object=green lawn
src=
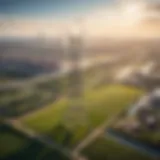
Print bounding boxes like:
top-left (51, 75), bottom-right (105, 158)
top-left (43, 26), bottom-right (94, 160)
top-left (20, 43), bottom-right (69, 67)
top-left (0, 130), bottom-right (70, 160)
top-left (22, 98), bottom-right (69, 133)
top-left (21, 85), bottom-right (144, 147)
top-left (82, 136), bottom-right (152, 160)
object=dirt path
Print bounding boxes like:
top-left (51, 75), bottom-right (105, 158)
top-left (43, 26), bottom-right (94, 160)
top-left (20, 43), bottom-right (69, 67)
top-left (72, 117), bottom-right (115, 159)
top-left (4, 119), bottom-right (72, 159)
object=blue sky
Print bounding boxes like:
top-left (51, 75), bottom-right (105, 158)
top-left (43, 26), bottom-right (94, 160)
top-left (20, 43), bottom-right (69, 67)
top-left (0, 0), bottom-right (158, 19)
top-left (0, 0), bottom-right (112, 19)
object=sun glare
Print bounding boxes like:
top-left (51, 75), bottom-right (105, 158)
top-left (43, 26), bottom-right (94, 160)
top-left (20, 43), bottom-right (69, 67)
top-left (121, 0), bottom-right (146, 26)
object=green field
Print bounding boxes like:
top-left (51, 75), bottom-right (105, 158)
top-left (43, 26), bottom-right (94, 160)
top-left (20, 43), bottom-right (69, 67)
top-left (0, 124), bottom-right (70, 160)
top-left (0, 132), bottom-right (27, 158)
top-left (0, 78), bottom-right (63, 117)
top-left (21, 85), bottom-right (144, 147)
top-left (82, 136), bottom-right (151, 160)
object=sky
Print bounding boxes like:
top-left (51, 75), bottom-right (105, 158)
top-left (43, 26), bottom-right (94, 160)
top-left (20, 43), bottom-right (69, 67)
top-left (0, 0), bottom-right (160, 38)
top-left (0, 0), bottom-right (112, 19)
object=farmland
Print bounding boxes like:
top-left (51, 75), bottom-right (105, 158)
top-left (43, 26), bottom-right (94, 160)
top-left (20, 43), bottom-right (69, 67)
top-left (21, 85), bottom-right (143, 148)
top-left (0, 123), bottom-right (70, 160)
top-left (81, 136), bottom-right (151, 160)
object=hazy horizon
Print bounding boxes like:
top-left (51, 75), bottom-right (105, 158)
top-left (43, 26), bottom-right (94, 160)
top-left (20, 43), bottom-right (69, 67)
top-left (0, 0), bottom-right (160, 39)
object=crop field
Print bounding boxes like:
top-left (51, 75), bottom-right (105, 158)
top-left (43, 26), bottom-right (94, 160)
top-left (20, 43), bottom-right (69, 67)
top-left (21, 85), bottom-right (144, 148)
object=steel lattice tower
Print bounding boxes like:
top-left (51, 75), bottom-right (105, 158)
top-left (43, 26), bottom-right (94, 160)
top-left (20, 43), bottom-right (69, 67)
top-left (63, 29), bottom-right (89, 130)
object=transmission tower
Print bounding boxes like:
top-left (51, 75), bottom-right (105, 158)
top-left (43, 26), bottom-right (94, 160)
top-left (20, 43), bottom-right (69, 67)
top-left (63, 23), bottom-right (89, 130)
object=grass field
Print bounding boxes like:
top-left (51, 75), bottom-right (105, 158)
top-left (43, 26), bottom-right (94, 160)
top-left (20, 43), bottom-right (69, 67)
top-left (1, 84), bottom-right (146, 159)
top-left (0, 132), bottom-right (27, 158)
top-left (0, 124), bottom-right (70, 160)
top-left (81, 136), bottom-right (152, 160)
top-left (21, 85), bottom-right (144, 147)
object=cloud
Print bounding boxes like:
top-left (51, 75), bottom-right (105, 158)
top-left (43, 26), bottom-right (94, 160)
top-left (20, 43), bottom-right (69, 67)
top-left (83, 0), bottom-right (160, 38)
top-left (0, 0), bottom-right (160, 39)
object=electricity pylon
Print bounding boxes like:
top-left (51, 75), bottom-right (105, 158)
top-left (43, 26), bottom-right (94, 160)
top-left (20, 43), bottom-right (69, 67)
top-left (63, 22), bottom-right (89, 131)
